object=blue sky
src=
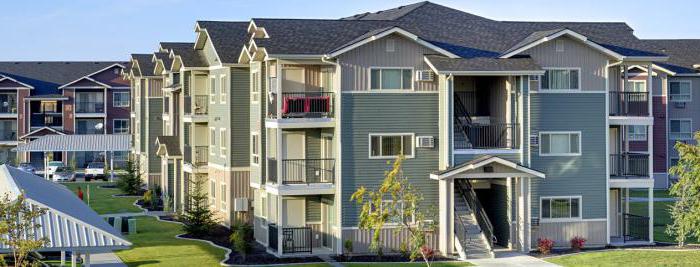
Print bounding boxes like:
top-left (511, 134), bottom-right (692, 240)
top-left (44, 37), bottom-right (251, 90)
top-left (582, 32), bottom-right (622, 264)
top-left (2, 0), bottom-right (698, 61)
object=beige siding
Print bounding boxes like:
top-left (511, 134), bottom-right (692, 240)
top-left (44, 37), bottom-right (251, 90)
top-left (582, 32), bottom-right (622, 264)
top-left (338, 34), bottom-right (438, 91)
top-left (148, 79), bottom-right (163, 97)
top-left (532, 220), bottom-right (607, 247)
top-left (525, 36), bottom-right (610, 91)
top-left (342, 228), bottom-right (440, 254)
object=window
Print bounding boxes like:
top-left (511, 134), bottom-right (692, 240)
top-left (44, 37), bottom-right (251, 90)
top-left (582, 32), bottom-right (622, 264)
top-left (220, 182), bottom-right (227, 211)
top-left (670, 119), bottom-right (692, 140)
top-left (220, 75), bottom-right (227, 103)
top-left (75, 92), bottom-right (105, 113)
top-left (369, 68), bottom-right (412, 90)
top-left (113, 92), bottom-right (130, 107)
top-left (209, 77), bottom-right (216, 104)
top-left (541, 196), bottom-right (581, 220)
top-left (669, 81), bottom-right (691, 102)
top-left (541, 69), bottom-right (579, 90)
top-left (539, 132), bottom-right (581, 156)
top-left (220, 128), bottom-right (227, 157)
top-left (209, 127), bottom-right (217, 154)
top-left (113, 119), bottom-right (129, 134)
top-left (260, 194), bottom-right (267, 219)
top-left (369, 133), bottom-right (414, 159)
top-left (625, 80), bottom-right (646, 92)
top-left (627, 125), bottom-right (647, 141)
top-left (555, 39), bottom-right (564, 52)
top-left (371, 200), bottom-right (415, 224)
top-left (386, 39), bottom-right (396, 52)
top-left (251, 133), bottom-right (260, 165)
top-left (209, 180), bottom-right (216, 206)
top-left (251, 71), bottom-right (260, 103)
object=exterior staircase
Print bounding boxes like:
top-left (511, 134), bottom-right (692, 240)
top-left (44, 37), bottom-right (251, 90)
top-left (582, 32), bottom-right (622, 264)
top-left (453, 179), bottom-right (495, 259)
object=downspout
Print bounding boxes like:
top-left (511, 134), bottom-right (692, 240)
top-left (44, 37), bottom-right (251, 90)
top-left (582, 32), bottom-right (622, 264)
top-left (322, 55), bottom-right (343, 255)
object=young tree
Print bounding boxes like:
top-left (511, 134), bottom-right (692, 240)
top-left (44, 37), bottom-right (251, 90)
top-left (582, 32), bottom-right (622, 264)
top-left (667, 131), bottom-right (700, 246)
top-left (0, 194), bottom-right (49, 266)
top-left (117, 159), bottom-right (144, 195)
top-left (181, 176), bottom-right (217, 237)
top-left (351, 156), bottom-right (436, 265)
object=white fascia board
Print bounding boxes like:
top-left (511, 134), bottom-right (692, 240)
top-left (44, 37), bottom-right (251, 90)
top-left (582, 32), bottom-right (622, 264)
top-left (500, 29), bottom-right (624, 60)
top-left (622, 56), bottom-right (669, 62)
top-left (0, 76), bottom-right (34, 89)
top-left (238, 46), bottom-right (252, 64)
top-left (423, 55), bottom-right (545, 76)
top-left (328, 27), bottom-right (459, 59)
top-left (432, 157), bottom-right (545, 180)
top-left (58, 63), bottom-right (125, 89)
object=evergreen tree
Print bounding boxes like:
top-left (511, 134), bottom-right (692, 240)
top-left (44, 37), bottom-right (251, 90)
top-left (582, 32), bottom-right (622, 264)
top-left (117, 159), bottom-right (144, 195)
top-left (181, 176), bottom-right (217, 237)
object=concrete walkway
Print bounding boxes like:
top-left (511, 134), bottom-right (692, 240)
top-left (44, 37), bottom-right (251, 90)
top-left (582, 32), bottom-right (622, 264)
top-left (100, 210), bottom-right (167, 218)
top-left (469, 251), bottom-right (560, 267)
top-left (90, 252), bottom-right (127, 267)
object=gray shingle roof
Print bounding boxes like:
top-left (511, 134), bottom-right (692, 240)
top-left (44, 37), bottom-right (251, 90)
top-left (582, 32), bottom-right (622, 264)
top-left (164, 42), bottom-right (208, 68)
top-left (196, 21), bottom-right (250, 64)
top-left (14, 134), bottom-right (130, 152)
top-left (155, 136), bottom-right (181, 157)
top-left (153, 52), bottom-right (173, 72)
top-left (425, 55), bottom-right (542, 73)
top-left (130, 54), bottom-right (156, 76)
top-left (643, 39), bottom-right (700, 74)
top-left (0, 61), bottom-right (126, 96)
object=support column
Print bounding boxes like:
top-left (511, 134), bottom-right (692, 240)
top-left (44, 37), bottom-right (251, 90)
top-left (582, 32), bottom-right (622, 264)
top-left (70, 251), bottom-right (76, 267)
top-left (438, 178), bottom-right (454, 255)
top-left (518, 177), bottom-right (531, 252)
top-left (648, 186), bottom-right (654, 243)
top-left (60, 251), bottom-right (65, 266)
top-left (84, 252), bottom-right (91, 267)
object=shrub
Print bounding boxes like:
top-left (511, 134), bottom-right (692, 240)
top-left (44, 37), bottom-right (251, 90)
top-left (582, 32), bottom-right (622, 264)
top-left (230, 223), bottom-right (253, 262)
top-left (143, 190), bottom-right (152, 206)
top-left (570, 236), bottom-right (586, 251)
top-left (537, 237), bottom-right (554, 255)
top-left (344, 239), bottom-right (353, 257)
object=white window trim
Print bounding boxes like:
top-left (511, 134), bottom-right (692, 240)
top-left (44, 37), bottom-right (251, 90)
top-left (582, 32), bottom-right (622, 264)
top-left (538, 131), bottom-right (582, 156)
top-left (209, 179), bottom-right (216, 208)
top-left (539, 196), bottom-right (583, 223)
top-left (627, 125), bottom-right (647, 141)
top-left (113, 119), bottom-right (129, 134)
top-left (368, 67), bottom-right (415, 91)
top-left (368, 133), bottom-right (415, 159)
top-left (209, 76), bottom-right (217, 104)
top-left (669, 80), bottom-right (692, 103)
top-left (260, 193), bottom-right (268, 221)
top-left (555, 39), bottom-right (564, 52)
top-left (220, 128), bottom-right (227, 157)
top-left (625, 80), bottom-right (647, 92)
top-left (112, 91), bottom-right (130, 107)
top-left (219, 75), bottom-right (227, 104)
top-left (669, 118), bottom-right (693, 140)
top-left (209, 127), bottom-right (217, 155)
top-left (251, 70), bottom-right (260, 104)
top-left (251, 132), bottom-right (260, 166)
top-left (540, 67), bottom-right (582, 91)
top-left (220, 182), bottom-right (227, 212)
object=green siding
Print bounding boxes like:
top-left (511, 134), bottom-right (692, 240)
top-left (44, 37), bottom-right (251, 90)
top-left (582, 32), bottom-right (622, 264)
top-left (529, 93), bottom-right (607, 219)
top-left (341, 93), bottom-right (439, 227)
top-left (147, 98), bottom-right (163, 172)
top-left (231, 67), bottom-right (250, 167)
top-left (168, 162), bottom-right (175, 198)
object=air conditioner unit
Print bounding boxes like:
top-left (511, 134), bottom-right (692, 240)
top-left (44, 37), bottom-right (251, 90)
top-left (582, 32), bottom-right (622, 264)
top-left (674, 102), bottom-right (686, 109)
top-left (233, 197), bottom-right (249, 212)
top-left (415, 70), bottom-right (434, 82)
top-left (416, 136), bottom-right (435, 148)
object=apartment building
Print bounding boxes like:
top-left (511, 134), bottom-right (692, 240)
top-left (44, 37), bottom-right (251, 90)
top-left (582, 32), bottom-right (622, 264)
top-left (126, 1), bottom-right (700, 260)
top-left (0, 62), bottom-right (130, 169)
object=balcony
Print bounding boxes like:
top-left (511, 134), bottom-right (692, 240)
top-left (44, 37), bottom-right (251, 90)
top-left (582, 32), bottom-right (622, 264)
top-left (0, 122), bottom-right (17, 142)
top-left (609, 91), bottom-right (649, 117)
top-left (30, 113), bottom-right (63, 129)
top-left (75, 101), bottom-right (105, 114)
top-left (267, 158), bottom-right (335, 185)
top-left (267, 224), bottom-right (313, 254)
top-left (267, 92), bottom-right (334, 128)
top-left (184, 145), bottom-right (208, 168)
top-left (610, 153), bottom-right (649, 178)
top-left (183, 95), bottom-right (208, 122)
top-left (0, 94), bottom-right (17, 116)
top-left (454, 122), bottom-right (520, 150)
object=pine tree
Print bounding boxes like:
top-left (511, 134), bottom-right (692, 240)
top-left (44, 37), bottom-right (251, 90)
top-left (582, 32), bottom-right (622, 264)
top-left (181, 176), bottom-right (217, 237)
top-left (117, 159), bottom-right (144, 195)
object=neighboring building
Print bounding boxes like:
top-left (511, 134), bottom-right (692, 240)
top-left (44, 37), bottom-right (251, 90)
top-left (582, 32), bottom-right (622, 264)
top-left (126, 1), bottom-right (700, 260)
top-left (0, 61), bottom-right (130, 169)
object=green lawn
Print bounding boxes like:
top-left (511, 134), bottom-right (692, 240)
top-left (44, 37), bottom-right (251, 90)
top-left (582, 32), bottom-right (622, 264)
top-left (343, 262), bottom-right (473, 267)
top-left (61, 182), bottom-right (142, 214)
top-left (546, 250), bottom-right (700, 267)
top-left (629, 189), bottom-right (674, 199)
top-left (627, 190), bottom-right (699, 244)
top-left (115, 216), bottom-right (227, 267)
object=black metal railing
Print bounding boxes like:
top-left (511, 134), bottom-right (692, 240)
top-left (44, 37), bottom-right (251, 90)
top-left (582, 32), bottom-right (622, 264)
top-left (268, 224), bottom-right (278, 252)
top-left (75, 101), bottom-right (105, 113)
top-left (184, 145), bottom-right (208, 166)
top-left (455, 123), bottom-right (519, 149)
top-left (623, 213), bottom-right (649, 242)
top-left (30, 113), bottom-right (63, 128)
top-left (610, 153), bottom-right (649, 178)
top-left (456, 179), bottom-right (496, 249)
top-left (193, 95), bottom-right (208, 115)
top-left (184, 96), bottom-right (191, 115)
top-left (268, 159), bottom-right (335, 185)
top-left (609, 91), bottom-right (648, 116)
top-left (0, 128), bottom-right (16, 141)
top-left (267, 158), bottom-right (278, 184)
top-left (282, 226), bottom-right (312, 254)
top-left (269, 92), bottom-right (334, 119)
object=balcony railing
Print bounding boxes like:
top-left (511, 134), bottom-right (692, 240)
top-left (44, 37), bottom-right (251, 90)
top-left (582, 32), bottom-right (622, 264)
top-left (269, 92), bottom-right (334, 119)
top-left (184, 145), bottom-right (208, 166)
top-left (610, 153), bottom-right (649, 178)
top-left (268, 224), bottom-right (278, 252)
top-left (281, 226), bottom-right (312, 254)
top-left (454, 123), bottom-right (519, 149)
top-left (75, 101), bottom-right (105, 113)
top-left (184, 95), bottom-right (208, 115)
top-left (266, 158), bottom-right (335, 185)
top-left (0, 128), bottom-right (17, 141)
top-left (163, 96), bottom-right (170, 113)
top-left (609, 91), bottom-right (648, 116)
top-left (30, 113), bottom-right (63, 128)
top-left (623, 213), bottom-right (649, 242)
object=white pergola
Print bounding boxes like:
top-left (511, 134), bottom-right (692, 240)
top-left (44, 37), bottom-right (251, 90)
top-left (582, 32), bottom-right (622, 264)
top-left (0, 165), bottom-right (131, 266)
top-left (13, 135), bottom-right (130, 181)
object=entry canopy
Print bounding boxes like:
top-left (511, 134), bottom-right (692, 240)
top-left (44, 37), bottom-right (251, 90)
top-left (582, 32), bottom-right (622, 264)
top-left (0, 165), bottom-right (131, 253)
top-left (430, 155), bottom-right (545, 180)
top-left (13, 134), bottom-right (130, 152)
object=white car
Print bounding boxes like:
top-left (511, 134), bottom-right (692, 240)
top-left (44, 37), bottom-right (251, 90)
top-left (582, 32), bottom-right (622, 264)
top-left (85, 162), bottom-right (106, 181)
top-left (51, 167), bottom-right (74, 182)
top-left (46, 161), bottom-right (65, 177)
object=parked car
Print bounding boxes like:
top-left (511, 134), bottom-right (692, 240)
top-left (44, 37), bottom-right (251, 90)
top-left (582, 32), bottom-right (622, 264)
top-left (46, 161), bottom-right (65, 177)
top-left (51, 167), bottom-right (75, 182)
top-left (85, 162), bottom-right (106, 181)
top-left (18, 162), bottom-right (36, 174)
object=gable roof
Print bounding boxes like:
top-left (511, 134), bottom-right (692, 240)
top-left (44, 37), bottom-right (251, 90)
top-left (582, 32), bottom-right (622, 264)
top-left (166, 42), bottom-right (208, 68)
top-left (0, 165), bottom-right (130, 252)
top-left (153, 52), bottom-right (173, 73)
top-left (196, 21), bottom-right (250, 64)
top-left (643, 39), bottom-right (700, 74)
top-left (155, 136), bottom-right (182, 157)
top-left (130, 53), bottom-right (157, 77)
top-left (424, 55), bottom-right (543, 75)
top-left (499, 28), bottom-right (625, 60)
top-left (430, 155), bottom-right (545, 180)
top-left (328, 27), bottom-right (459, 58)
top-left (0, 74), bottom-right (34, 89)
top-left (0, 62), bottom-right (126, 96)
top-left (19, 126), bottom-right (66, 140)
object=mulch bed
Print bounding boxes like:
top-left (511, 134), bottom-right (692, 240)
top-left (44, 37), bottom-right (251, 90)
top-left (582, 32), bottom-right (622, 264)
top-left (533, 243), bottom-right (700, 258)
top-left (98, 184), bottom-right (118, 189)
top-left (158, 216), bottom-right (323, 265)
top-left (135, 199), bottom-right (164, 211)
top-left (333, 254), bottom-right (456, 263)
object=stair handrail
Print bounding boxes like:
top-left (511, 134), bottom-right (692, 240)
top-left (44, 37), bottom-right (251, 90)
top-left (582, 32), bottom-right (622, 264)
top-left (458, 179), bottom-right (496, 248)
top-left (453, 93), bottom-right (473, 148)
